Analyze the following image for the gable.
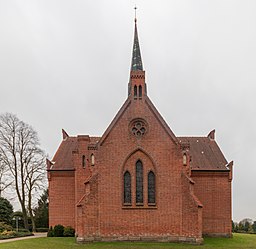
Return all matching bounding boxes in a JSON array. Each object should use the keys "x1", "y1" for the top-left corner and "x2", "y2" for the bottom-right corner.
[{"x1": 98, "y1": 96, "x2": 178, "y2": 147}]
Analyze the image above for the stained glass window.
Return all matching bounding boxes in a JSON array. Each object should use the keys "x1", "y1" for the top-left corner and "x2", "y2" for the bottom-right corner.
[
  {"x1": 148, "y1": 171, "x2": 155, "y2": 204},
  {"x1": 136, "y1": 160, "x2": 143, "y2": 204},
  {"x1": 124, "y1": 171, "x2": 131, "y2": 204}
]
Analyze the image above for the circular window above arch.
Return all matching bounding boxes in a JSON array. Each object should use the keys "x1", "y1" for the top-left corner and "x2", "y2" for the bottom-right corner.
[{"x1": 129, "y1": 119, "x2": 148, "y2": 138}]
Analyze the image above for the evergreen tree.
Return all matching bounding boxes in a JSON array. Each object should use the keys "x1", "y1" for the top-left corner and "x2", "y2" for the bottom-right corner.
[
  {"x1": 252, "y1": 221, "x2": 256, "y2": 233},
  {"x1": 0, "y1": 197, "x2": 13, "y2": 224},
  {"x1": 34, "y1": 189, "x2": 48, "y2": 228},
  {"x1": 244, "y1": 221, "x2": 250, "y2": 232}
]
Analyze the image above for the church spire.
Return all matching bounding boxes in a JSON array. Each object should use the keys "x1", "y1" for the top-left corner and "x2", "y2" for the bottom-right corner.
[
  {"x1": 128, "y1": 7, "x2": 146, "y2": 98},
  {"x1": 131, "y1": 7, "x2": 143, "y2": 71}
]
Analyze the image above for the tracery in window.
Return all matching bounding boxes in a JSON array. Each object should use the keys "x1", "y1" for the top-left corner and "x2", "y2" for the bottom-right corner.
[
  {"x1": 130, "y1": 119, "x2": 147, "y2": 138},
  {"x1": 148, "y1": 171, "x2": 155, "y2": 204},
  {"x1": 136, "y1": 160, "x2": 143, "y2": 204},
  {"x1": 124, "y1": 171, "x2": 131, "y2": 204}
]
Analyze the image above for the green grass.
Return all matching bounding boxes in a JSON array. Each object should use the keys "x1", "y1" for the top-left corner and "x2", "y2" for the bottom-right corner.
[{"x1": 0, "y1": 234, "x2": 256, "y2": 249}]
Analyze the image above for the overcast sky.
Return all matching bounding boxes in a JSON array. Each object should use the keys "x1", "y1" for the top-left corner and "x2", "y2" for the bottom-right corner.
[{"x1": 0, "y1": 0, "x2": 255, "y2": 222}]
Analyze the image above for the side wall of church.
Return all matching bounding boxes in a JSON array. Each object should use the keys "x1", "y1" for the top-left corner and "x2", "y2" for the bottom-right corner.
[
  {"x1": 191, "y1": 171, "x2": 232, "y2": 237},
  {"x1": 48, "y1": 171, "x2": 75, "y2": 228}
]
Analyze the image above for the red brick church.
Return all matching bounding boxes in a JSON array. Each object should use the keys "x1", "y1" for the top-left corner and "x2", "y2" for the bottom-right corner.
[{"x1": 47, "y1": 17, "x2": 233, "y2": 244}]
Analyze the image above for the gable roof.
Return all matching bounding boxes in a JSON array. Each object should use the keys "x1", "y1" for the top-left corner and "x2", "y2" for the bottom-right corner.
[
  {"x1": 50, "y1": 136, "x2": 77, "y2": 171},
  {"x1": 49, "y1": 135, "x2": 102, "y2": 171},
  {"x1": 98, "y1": 96, "x2": 179, "y2": 146},
  {"x1": 178, "y1": 136, "x2": 228, "y2": 171},
  {"x1": 49, "y1": 133, "x2": 228, "y2": 172}
]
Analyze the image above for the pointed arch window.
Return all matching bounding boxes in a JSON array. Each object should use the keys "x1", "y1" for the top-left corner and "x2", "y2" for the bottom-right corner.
[
  {"x1": 139, "y1": 85, "x2": 142, "y2": 98},
  {"x1": 124, "y1": 171, "x2": 131, "y2": 204},
  {"x1": 82, "y1": 155, "x2": 86, "y2": 168},
  {"x1": 183, "y1": 153, "x2": 187, "y2": 166},
  {"x1": 90, "y1": 154, "x2": 95, "y2": 166},
  {"x1": 136, "y1": 160, "x2": 143, "y2": 204},
  {"x1": 134, "y1": 85, "x2": 137, "y2": 98},
  {"x1": 148, "y1": 171, "x2": 155, "y2": 204}
]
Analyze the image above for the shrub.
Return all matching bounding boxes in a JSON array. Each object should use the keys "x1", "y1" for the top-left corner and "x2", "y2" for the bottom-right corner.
[
  {"x1": 1, "y1": 230, "x2": 16, "y2": 236},
  {"x1": 18, "y1": 228, "x2": 30, "y2": 233},
  {"x1": 63, "y1": 226, "x2": 75, "y2": 237},
  {"x1": 36, "y1": 227, "x2": 49, "y2": 232},
  {"x1": 0, "y1": 222, "x2": 13, "y2": 232},
  {"x1": 47, "y1": 226, "x2": 54, "y2": 237},
  {"x1": 53, "y1": 224, "x2": 64, "y2": 237}
]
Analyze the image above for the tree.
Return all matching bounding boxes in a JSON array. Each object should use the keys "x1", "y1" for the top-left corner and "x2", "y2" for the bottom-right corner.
[
  {"x1": 0, "y1": 154, "x2": 12, "y2": 197},
  {"x1": 0, "y1": 197, "x2": 13, "y2": 224},
  {"x1": 244, "y1": 221, "x2": 250, "y2": 232},
  {"x1": 252, "y1": 221, "x2": 256, "y2": 233},
  {"x1": 0, "y1": 113, "x2": 46, "y2": 230},
  {"x1": 232, "y1": 220, "x2": 235, "y2": 232},
  {"x1": 238, "y1": 218, "x2": 253, "y2": 233},
  {"x1": 34, "y1": 189, "x2": 48, "y2": 228}
]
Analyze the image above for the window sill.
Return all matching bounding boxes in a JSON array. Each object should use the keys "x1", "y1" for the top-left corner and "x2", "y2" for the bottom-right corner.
[
  {"x1": 122, "y1": 205, "x2": 157, "y2": 210},
  {"x1": 136, "y1": 202, "x2": 144, "y2": 206},
  {"x1": 123, "y1": 203, "x2": 132, "y2": 206},
  {"x1": 148, "y1": 203, "x2": 156, "y2": 206}
]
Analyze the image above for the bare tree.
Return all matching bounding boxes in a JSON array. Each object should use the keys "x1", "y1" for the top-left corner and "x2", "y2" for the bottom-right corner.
[
  {"x1": 0, "y1": 113, "x2": 46, "y2": 230},
  {"x1": 0, "y1": 154, "x2": 12, "y2": 197},
  {"x1": 26, "y1": 152, "x2": 46, "y2": 231}
]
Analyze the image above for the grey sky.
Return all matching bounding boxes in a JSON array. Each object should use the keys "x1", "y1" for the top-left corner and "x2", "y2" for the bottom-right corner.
[{"x1": 0, "y1": 0, "x2": 255, "y2": 222}]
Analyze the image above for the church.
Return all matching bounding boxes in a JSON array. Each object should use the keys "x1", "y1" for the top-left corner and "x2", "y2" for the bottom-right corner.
[{"x1": 47, "y1": 17, "x2": 233, "y2": 244}]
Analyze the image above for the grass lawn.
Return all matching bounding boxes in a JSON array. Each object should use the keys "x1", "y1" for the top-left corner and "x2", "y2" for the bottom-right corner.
[{"x1": 0, "y1": 233, "x2": 255, "y2": 249}]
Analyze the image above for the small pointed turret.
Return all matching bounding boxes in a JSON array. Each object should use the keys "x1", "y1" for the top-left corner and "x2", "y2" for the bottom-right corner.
[{"x1": 128, "y1": 7, "x2": 146, "y2": 98}]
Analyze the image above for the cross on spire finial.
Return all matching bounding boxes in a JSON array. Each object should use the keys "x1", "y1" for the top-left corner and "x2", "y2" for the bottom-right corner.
[{"x1": 134, "y1": 5, "x2": 137, "y2": 22}]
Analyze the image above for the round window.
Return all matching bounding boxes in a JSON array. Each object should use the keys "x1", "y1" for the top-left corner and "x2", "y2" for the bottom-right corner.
[{"x1": 130, "y1": 119, "x2": 147, "y2": 138}]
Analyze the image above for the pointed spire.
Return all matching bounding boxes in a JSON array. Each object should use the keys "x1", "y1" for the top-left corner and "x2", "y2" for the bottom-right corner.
[{"x1": 131, "y1": 7, "x2": 143, "y2": 71}]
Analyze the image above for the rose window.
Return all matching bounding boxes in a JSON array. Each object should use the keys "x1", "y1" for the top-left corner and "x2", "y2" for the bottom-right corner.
[{"x1": 130, "y1": 119, "x2": 147, "y2": 137}]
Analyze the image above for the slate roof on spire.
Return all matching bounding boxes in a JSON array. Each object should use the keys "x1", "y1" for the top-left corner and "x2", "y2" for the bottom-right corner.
[{"x1": 131, "y1": 19, "x2": 143, "y2": 71}]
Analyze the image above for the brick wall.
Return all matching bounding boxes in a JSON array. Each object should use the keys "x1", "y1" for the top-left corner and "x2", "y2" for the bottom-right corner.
[
  {"x1": 48, "y1": 171, "x2": 75, "y2": 228},
  {"x1": 192, "y1": 171, "x2": 232, "y2": 237},
  {"x1": 75, "y1": 96, "x2": 202, "y2": 242}
]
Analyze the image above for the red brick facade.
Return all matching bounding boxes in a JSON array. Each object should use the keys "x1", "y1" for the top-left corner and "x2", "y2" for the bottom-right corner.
[{"x1": 47, "y1": 19, "x2": 232, "y2": 244}]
